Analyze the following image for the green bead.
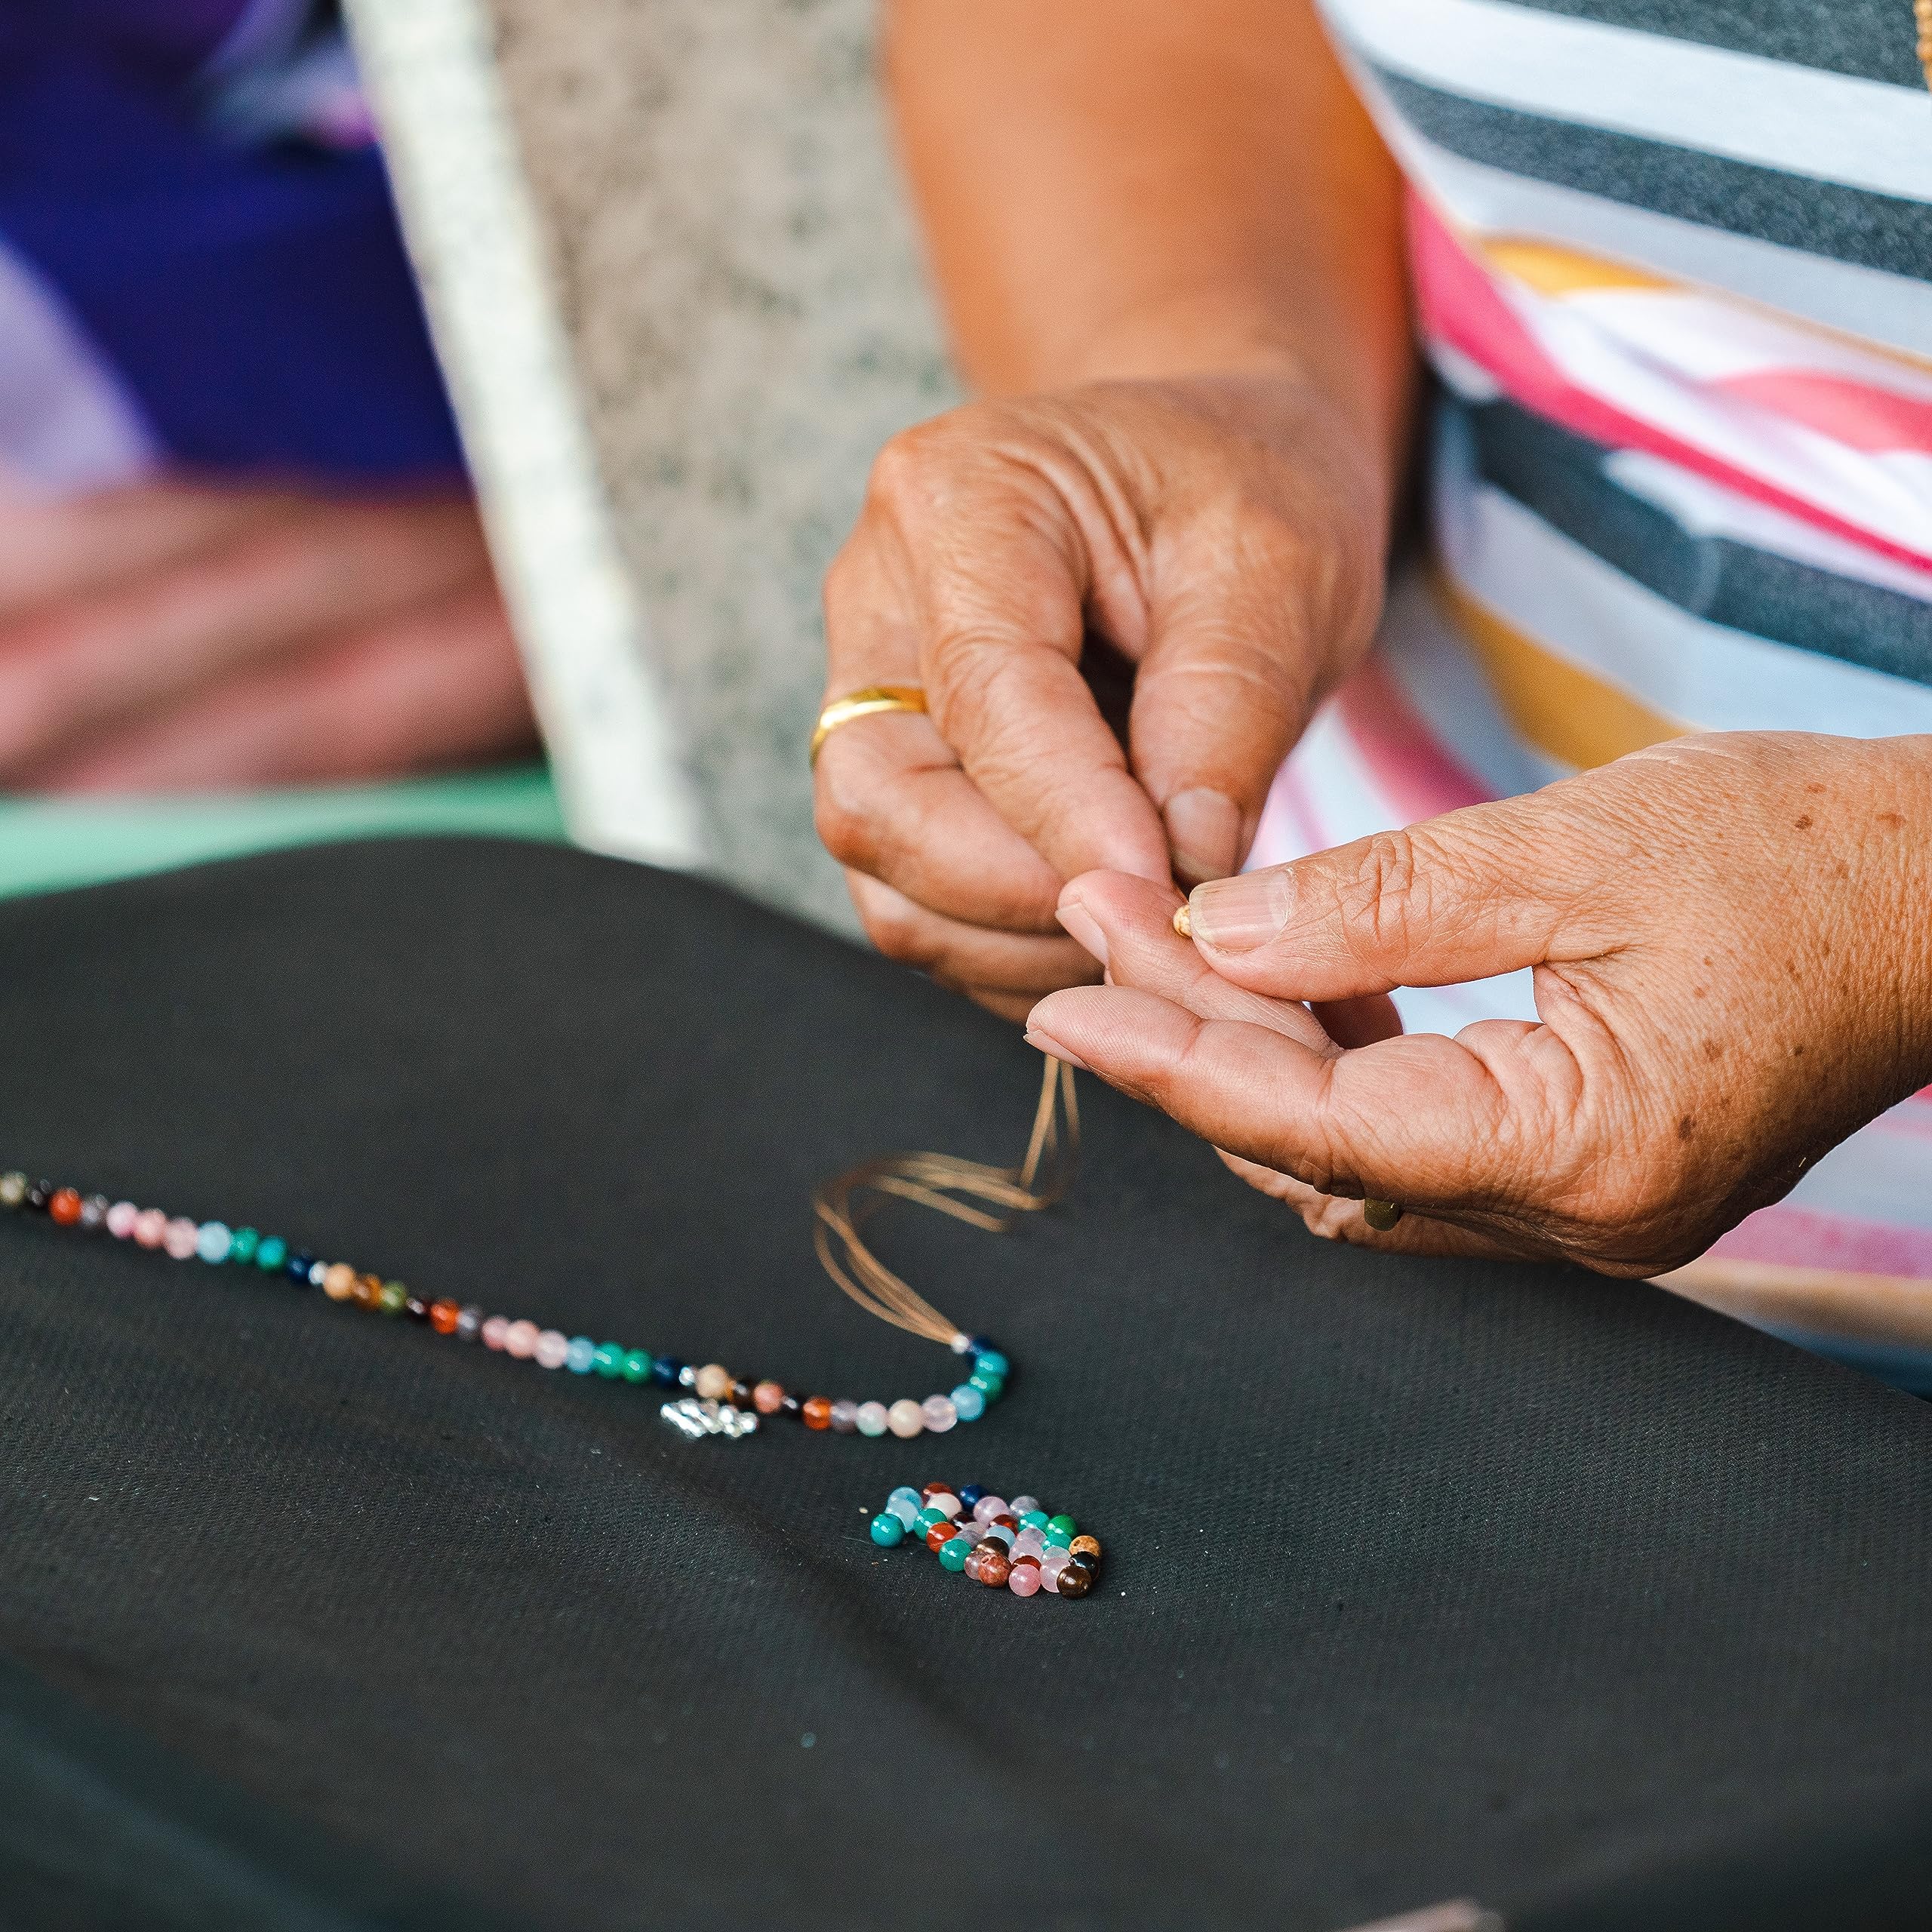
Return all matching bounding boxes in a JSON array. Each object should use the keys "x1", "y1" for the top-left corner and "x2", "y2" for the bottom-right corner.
[
  {"x1": 968, "y1": 1369, "x2": 1004, "y2": 1399},
  {"x1": 937, "y1": 1535, "x2": 970, "y2": 1571},
  {"x1": 228, "y1": 1227, "x2": 260, "y2": 1263},
  {"x1": 621, "y1": 1349, "x2": 653, "y2": 1383},
  {"x1": 592, "y1": 1341, "x2": 625, "y2": 1377},
  {"x1": 1045, "y1": 1513, "x2": 1076, "y2": 1546},
  {"x1": 378, "y1": 1280, "x2": 408, "y2": 1315},
  {"x1": 255, "y1": 1236, "x2": 287, "y2": 1271},
  {"x1": 1019, "y1": 1509, "x2": 1048, "y2": 1532},
  {"x1": 914, "y1": 1506, "x2": 947, "y2": 1534}
]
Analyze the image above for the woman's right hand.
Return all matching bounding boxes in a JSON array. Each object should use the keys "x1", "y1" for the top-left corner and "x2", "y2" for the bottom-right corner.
[{"x1": 814, "y1": 371, "x2": 1393, "y2": 1019}]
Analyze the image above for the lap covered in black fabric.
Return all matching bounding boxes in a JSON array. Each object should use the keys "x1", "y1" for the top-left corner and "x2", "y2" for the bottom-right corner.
[{"x1": 0, "y1": 838, "x2": 1927, "y2": 1932}]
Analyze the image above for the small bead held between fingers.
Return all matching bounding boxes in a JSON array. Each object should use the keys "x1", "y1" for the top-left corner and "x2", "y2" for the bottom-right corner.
[
  {"x1": 1172, "y1": 902, "x2": 1193, "y2": 939},
  {"x1": 1362, "y1": 1197, "x2": 1404, "y2": 1232}
]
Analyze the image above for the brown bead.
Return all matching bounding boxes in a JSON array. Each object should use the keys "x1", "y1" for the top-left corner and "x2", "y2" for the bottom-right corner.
[
  {"x1": 728, "y1": 1380, "x2": 753, "y2": 1410},
  {"x1": 429, "y1": 1299, "x2": 461, "y2": 1335},
  {"x1": 977, "y1": 1549, "x2": 1011, "y2": 1587},
  {"x1": 48, "y1": 1188, "x2": 82, "y2": 1227},
  {"x1": 924, "y1": 1522, "x2": 955, "y2": 1552},
  {"x1": 352, "y1": 1272, "x2": 382, "y2": 1308},
  {"x1": 1054, "y1": 1561, "x2": 1093, "y2": 1598},
  {"x1": 1069, "y1": 1535, "x2": 1102, "y2": 1562},
  {"x1": 405, "y1": 1296, "x2": 430, "y2": 1322},
  {"x1": 801, "y1": 1395, "x2": 833, "y2": 1431}
]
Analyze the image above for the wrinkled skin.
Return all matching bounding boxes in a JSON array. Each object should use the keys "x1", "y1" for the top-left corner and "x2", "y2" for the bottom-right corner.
[
  {"x1": 814, "y1": 374, "x2": 1390, "y2": 1020},
  {"x1": 1027, "y1": 733, "x2": 1932, "y2": 1277}
]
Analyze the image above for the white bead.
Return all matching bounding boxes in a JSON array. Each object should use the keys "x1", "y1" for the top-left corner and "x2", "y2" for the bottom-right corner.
[
  {"x1": 856, "y1": 1401, "x2": 889, "y2": 1437},
  {"x1": 887, "y1": 1398, "x2": 924, "y2": 1438}
]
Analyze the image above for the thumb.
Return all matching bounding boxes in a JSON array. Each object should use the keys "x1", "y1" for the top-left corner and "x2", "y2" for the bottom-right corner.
[{"x1": 1181, "y1": 803, "x2": 1573, "y2": 1001}]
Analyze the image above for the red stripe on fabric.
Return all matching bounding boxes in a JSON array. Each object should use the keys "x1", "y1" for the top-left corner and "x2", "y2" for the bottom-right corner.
[
  {"x1": 1713, "y1": 370, "x2": 1932, "y2": 457},
  {"x1": 1706, "y1": 1202, "x2": 1932, "y2": 1281},
  {"x1": 1407, "y1": 195, "x2": 1932, "y2": 576},
  {"x1": 1333, "y1": 661, "x2": 1492, "y2": 825}
]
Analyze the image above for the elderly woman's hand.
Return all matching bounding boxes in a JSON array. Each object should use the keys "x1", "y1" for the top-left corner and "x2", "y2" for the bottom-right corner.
[
  {"x1": 814, "y1": 375, "x2": 1391, "y2": 1020},
  {"x1": 1026, "y1": 733, "x2": 1932, "y2": 1275}
]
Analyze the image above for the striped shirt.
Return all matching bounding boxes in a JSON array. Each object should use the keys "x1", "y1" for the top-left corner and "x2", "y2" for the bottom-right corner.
[{"x1": 1271, "y1": 0, "x2": 1932, "y2": 1384}]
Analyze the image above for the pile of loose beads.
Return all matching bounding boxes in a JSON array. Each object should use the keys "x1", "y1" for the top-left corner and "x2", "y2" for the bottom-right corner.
[
  {"x1": 869, "y1": 1483, "x2": 1103, "y2": 1598},
  {"x1": 0, "y1": 1170, "x2": 1011, "y2": 1446}
]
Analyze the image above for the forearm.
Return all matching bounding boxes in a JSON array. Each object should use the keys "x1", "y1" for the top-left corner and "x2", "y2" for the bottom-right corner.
[{"x1": 883, "y1": 0, "x2": 1414, "y2": 482}]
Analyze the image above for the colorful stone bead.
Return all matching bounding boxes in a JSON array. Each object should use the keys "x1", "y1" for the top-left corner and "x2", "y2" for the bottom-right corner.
[
  {"x1": 1008, "y1": 1561, "x2": 1041, "y2": 1598},
  {"x1": 1046, "y1": 1513, "x2": 1077, "y2": 1543},
  {"x1": 1069, "y1": 1535, "x2": 1102, "y2": 1561},
  {"x1": 938, "y1": 1534, "x2": 971, "y2": 1571},
  {"x1": 971, "y1": 1497, "x2": 1008, "y2": 1525},
  {"x1": 913, "y1": 1506, "x2": 949, "y2": 1535},
  {"x1": 534, "y1": 1329, "x2": 570, "y2": 1369},
  {"x1": 856, "y1": 1401, "x2": 889, "y2": 1436},
  {"x1": 752, "y1": 1380, "x2": 786, "y2": 1414},
  {"x1": 728, "y1": 1379, "x2": 754, "y2": 1409},
  {"x1": 163, "y1": 1217, "x2": 199, "y2": 1260},
  {"x1": 651, "y1": 1356, "x2": 685, "y2": 1387},
  {"x1": 921, "y1": 1394, "x2": 958, "y2": 1433},
  {"x1": 1018, "y1": 1510, "x2": 1048, "y2": 1532},
  {"x1": 106, "y1": 1201, "x2": 138, "y2": 1239},
  {"x1": 504, "y1": 1321, "x2": 539, "y2": 1359},
  {"x1": 622, "y1": 1349, "x2": 654, "y2": 1384},
  {"x1": 131, "y1": 1208, "x2": 165, "y2": 1250},
  {"x1": 349, "y1": 1272, "x2": 378, "y2": 1308},
  {"x1": 285, "y1": 1250, "x2": 315, "y2": 1283},
  {"x1": 949, "y1": 1383, "x2": 985, "y2": 1422},
  {"x1": 0, "y1": 1173, "x2": 25, "y2": 1209},
  {"x1": 429, "y1": 1300, "x2": 460, "y2": 1336},
  {"x1": 975, "y1": 1350, "x2": 1010, "y2": 1380},
  {"x1": 887, "y1": 1398, "x2": 924, "y2": 1438},
  {"x1": 977, "y1": 1547, "x2": 1011, "y2": 1588},
  {"x1": 565, "y1": 1334, "x2": 595, "y2": 1371},
  {"x1": 870, "y1": 1511, "x2": 906, "y2": 1547},
  {"x1": 377, "y1": 1281, "x2": 408, "y2": 1315},
  {"x1": 801, "y1": 1395, "x2": 833, "y2": 1431},
  {"x1": 967, "y1": 1368, "x2": 1004, "y2": 1398},
  {"x1": 405, "y1": 1296, "x2": 431, "y2": 1322},
  {"x1": 926, "y1": 1491, "x2": 962, "y2": 1519},
  {"x1": 958, "y1": 1484, "x2": 986, "y2": 1509},
  {"x1": 48, "y1": 1189, "x2": 82, "y2": 1227},
  {"x1": 924, "y1": 1521, "x2": 955, "y2": 1552},
  {"x1": 829, "y1": 1398, "x2": 860, "y2": 1434},
  {"x1": 194, "y1": 1220, "x2": 230, "y2": 1261},
  {"x1": 322, "y1": 1263, "x2": 357, "y2": 1302},
  {"x1": 227, "y1": 1226, "x2": 258, "y2": 1262},
  {"x1": 694, "y1": 1363, "x2": 732, "y2": 1401},
  {"x1": 981, "y1": 1524, "x2": 1015, "y2": 1551},
  {"x1": 254, "y1": 1235, "x2": 287, "y2": 1271},
  {"x1": 455, "y1": 1304, "x2": 484, "y2": 1341},
  {"x1": 1039, "y1": 1548, "x2": 1072, "y2": 1584},
  {"x1": 1054, "y1": 1561, "x2": 1094, "y2": 1598},
  {"x1": 1013, "y1": 1528, "x2": 1047, "y2": 1561},
  {"x1": 24, "y1": 1180, "x2": 51, "y2": 1211},
  {"x1": 481, "y1": 1315, "x2": 511, "y2": 1350},
  {"x1": 592, "y1": 1342, "x2": 625, "y2": 1377},
  {"x1": 885, "y1": 1487, "x2": 921, "y2": 1527},
  {"x1": 962, "y1": 1549, "x2": 984, "y2": 1583}
]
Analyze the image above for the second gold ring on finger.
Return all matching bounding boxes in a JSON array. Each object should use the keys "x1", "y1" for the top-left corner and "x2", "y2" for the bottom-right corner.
[{"x1": 809, "y1": 685, "x2": 928, "y2": 767}]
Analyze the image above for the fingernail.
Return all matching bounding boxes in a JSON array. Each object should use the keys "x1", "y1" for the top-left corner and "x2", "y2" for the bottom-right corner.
[
  {"x1": 1188, "y1": 868, "x2": 1291, "y2": 952},
  {"x1": 1162, "y1": 788, "x2": 1242, "y2": 888},
  {"x1": 1023, "y1": 1028, "x2": 1091, "y2": 1072},
  {"x1": 1054, "y1": 894, "x2": 1109, "y2": 967}
]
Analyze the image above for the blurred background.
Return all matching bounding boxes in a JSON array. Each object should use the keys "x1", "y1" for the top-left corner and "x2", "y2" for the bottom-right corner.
[{"x1": 0, "y1": 0, "x2": 940, "y2": 930}]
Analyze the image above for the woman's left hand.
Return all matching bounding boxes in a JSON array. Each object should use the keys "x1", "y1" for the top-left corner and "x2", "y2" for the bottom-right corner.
[{"x1": 1027, "y1": 733, "x2": 1932, "y2": 1275}]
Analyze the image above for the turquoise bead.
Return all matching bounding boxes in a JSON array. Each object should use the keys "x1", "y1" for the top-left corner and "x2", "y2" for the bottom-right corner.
[
  {"x1": 228, "y1": 1227, "x2": 260, "y2": 1263},
  {"x1": 1019, "y1": 1509, "x2": 1048, "y2": 1531},
  {"x1": 968, "y1": 1369, "x2": 1004, "y2": 1400},
  {"x1": 592, "y1": 1341, "x2": 625, "y2": 1377},
  {"x1": 950, "y1": 1383, "x2": 985, "y2": 1422},
  {"x1": 870, "y1": 1512, "x2": 906, "y2": 1547},
  {"x1": 254, "y1": 1236, "x2": 287, "y2": 1272},
  {"x1": 1045, "y1": 1513, "x2": 1076, "y2": 1546},
  {"x1": 621, "y1": 1349, "x2": 654, "y2": 1384},
  {"x1": 914, "y1": 1506, "x2": 947, "y2": 1535},
  {"x1": 938, "y1": 1535, "x2": 971, "y2": 1571},
  {"x1": 974, "y1": 1350, "x2": 1009, "y2": 1380},
  {"x1": 565, "y1": 1336, "x2": 597, "y2": 1374}
]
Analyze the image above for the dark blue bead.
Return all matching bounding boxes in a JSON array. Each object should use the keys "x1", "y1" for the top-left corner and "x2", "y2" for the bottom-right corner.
[
  {"x1": 963, "y1": 1334, "x2": 992, "y2": 1357},
  {"x1": 286, "y1": 1251, "x2": 315, "y2": 1284},
  {"x1": 651, "y1": 1355, "x2": 683, "y2": 1386},
  {"x1": 958, "y1": 1484, "x2": 986, "y2": 1509}
]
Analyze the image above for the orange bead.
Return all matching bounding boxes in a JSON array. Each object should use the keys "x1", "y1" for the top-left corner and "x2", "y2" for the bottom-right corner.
[
  {"x1": 801, "y1": 1395, "x2": 833, "y2": 1431},
  {"x1": 924, "y1": 1521, "x2": 955, "y2": 1551},
  {"x1": 352, "y1": 1272, "x2": 382, "y2": 1308},
  {"x1": 752, "y1": 1380, "x2": 786, "y2": 1414},
  {"x1": 429, "y1": 1299, "x2": 461, "y2": 1335},
  {"x1": 48, "y1": 1189, "x2": 82, "y2": 1226},
  {"x1": 322, "y1": 1263, "x2": 357, "y2": 1302}
]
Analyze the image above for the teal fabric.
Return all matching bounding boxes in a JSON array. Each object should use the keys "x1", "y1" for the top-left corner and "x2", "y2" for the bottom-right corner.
[{"x1": 0, "y1": 768, "x2": 568, "y2": 901}]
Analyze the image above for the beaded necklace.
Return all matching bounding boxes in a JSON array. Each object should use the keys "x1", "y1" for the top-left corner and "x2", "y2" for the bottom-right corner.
[{"x1": 1, "y1": 1059, "x2": 1077, "y2": 1451}]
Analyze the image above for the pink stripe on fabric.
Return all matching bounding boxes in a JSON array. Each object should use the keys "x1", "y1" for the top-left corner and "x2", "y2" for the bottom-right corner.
[
  {"x1": 1706, "y1": 1202, "x2": 1932, "y2": 1281},
  {"x1": 1332, "y1": 662, "x2": 1493, "y2": 825},
  {"x1": 1715, "y1": 370, "x2": 1932, "y2": 457},
  {"x1": 1408, "y1": 196, "x2": 1932, "y2": 576}
]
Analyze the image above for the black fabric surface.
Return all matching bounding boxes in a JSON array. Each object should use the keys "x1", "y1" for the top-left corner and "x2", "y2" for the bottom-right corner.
[{"x1": 1, "y1": 837, "x2": 1929, "y2": 1932}]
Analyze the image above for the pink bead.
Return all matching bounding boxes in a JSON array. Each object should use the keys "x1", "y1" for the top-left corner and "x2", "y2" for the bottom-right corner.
[
  {"x1": 133, "y1": 1208, "x2": 167, "y2": 1249},
  {"x1": 481, "y1": 1315, "x2": 510, "y2": 1351},
  {"x1": 1013, "y1": 1528, "x2": 1047, "y2": 1561},
  {"x1": 962, "y1": 1549, "x2": 983, "y2": 1583},
  {"x1": 504, "y1": 1319, "x2": 540, "y2": 1359},
  {"x1": 921, "y1": 1394, "x2": 958, "y2": 1433},
  {"x1": 534, "y1": 1328, "x2": 570, "y2": 1369},
  {"x1": 1008, "y1": 1494, "x2": 1041, "y2": 1517},
  {"x1": 971, "y1": 1496, "x2": 1008, "y2": 1525},
  {"x1": 106, "y1": 1201, "x2": 138, "y2": 1239},
  {"x1": 162, "y1": 1217, "x2": 199, "y2": 1259},
  {"x1": 1008, "y1": 1564, "x2": 1041, "y2": 1598}
]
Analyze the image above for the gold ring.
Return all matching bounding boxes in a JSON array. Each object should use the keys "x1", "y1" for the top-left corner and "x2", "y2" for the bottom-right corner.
[
  {"x1": 1362, "y1": 1198, "x2": 1404, "y2": 1232},
  {"x1": 809, "y1": 685, "x2": 928, "y2": 767}
]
